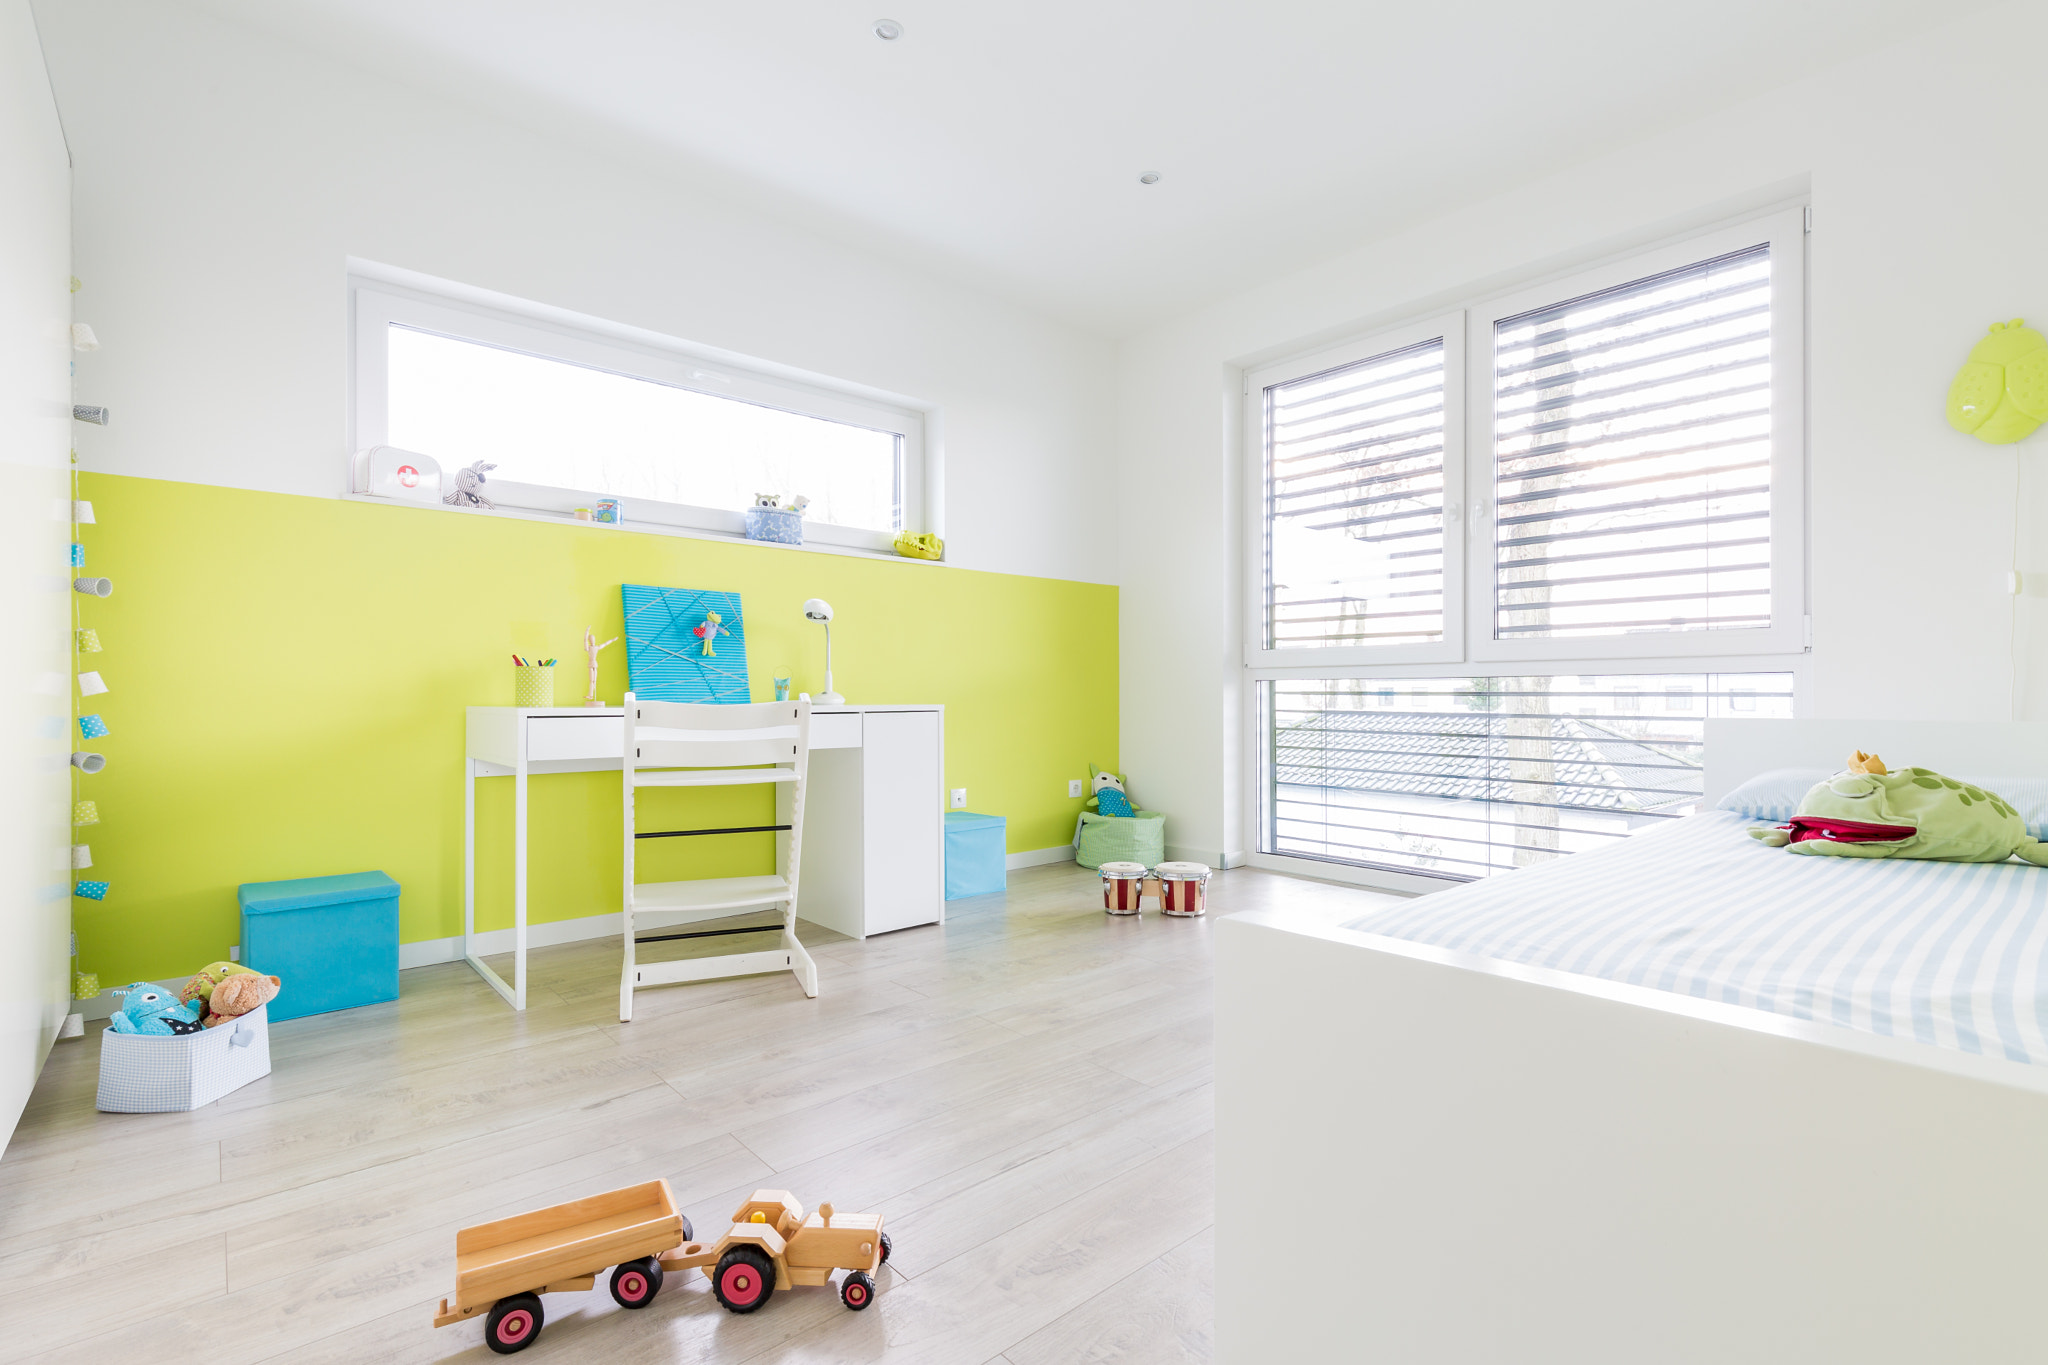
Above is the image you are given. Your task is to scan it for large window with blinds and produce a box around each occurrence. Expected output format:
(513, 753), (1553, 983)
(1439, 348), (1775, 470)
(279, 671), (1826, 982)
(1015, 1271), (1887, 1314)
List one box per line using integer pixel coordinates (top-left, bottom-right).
(1245, 208), (1806, 882)
(1262, 674), (1794, 879)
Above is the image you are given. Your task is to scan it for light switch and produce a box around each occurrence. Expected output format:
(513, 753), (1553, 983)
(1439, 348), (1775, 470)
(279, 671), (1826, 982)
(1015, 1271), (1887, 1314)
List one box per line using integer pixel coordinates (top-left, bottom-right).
(950, 788), (967, 809)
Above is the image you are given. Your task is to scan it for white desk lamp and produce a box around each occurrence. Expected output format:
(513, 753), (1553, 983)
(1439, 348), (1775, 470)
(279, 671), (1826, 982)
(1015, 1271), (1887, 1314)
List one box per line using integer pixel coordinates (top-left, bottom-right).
(804, 598), (845, 704)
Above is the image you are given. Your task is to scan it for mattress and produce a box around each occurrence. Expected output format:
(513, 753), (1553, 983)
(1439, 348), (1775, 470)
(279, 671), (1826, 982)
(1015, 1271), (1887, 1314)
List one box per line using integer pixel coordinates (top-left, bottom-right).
(1344, 809), (2048, 1065)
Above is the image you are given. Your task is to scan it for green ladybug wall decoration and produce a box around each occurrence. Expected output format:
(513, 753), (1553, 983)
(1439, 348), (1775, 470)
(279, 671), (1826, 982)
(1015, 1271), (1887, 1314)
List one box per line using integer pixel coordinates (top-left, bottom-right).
(1947, 318), (2048, 444)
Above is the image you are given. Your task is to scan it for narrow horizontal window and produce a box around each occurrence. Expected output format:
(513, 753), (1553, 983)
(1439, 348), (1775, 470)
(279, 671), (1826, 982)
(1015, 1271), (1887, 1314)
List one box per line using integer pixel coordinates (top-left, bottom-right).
(1264, 338), (1446, 649)
(1261, 673), (1794, 879)
(1492, 245), (1772, 640)
(387, 327), (903, 534)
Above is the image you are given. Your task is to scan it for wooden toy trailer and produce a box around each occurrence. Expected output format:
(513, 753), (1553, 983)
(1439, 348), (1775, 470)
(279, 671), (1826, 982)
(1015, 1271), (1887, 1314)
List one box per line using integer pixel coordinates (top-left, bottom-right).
(432, 1179), (696, 1354)
(658, 1188), (892, 1313)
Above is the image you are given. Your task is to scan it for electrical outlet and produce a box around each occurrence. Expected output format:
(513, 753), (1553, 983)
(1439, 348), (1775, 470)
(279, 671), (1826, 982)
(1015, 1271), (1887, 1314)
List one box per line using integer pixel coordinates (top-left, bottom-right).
(950, 788), (967, 809)
(229, 945), (239, 962)
(1068, 778), (1084, 798)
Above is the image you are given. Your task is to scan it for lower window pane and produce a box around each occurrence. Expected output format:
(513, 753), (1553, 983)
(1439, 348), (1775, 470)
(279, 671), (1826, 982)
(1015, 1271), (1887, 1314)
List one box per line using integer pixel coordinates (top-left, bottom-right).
(1263, 673), (1793, 879)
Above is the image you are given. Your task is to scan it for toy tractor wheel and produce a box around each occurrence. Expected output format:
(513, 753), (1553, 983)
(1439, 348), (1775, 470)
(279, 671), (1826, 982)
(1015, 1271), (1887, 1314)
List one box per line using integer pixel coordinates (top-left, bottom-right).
(484, 1293), (545, 1354)
(610, 1256), (664, 1309)
(713, 1245), (775, 1314)
(841, 1269), (876, 1310)
(680, 1213), (694, 1243)
(878, 1231), (892, 1265)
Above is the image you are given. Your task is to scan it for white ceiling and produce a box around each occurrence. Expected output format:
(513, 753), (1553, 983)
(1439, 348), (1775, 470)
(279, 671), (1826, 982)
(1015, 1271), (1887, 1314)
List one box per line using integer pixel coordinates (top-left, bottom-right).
(186, 0), (1977, 335)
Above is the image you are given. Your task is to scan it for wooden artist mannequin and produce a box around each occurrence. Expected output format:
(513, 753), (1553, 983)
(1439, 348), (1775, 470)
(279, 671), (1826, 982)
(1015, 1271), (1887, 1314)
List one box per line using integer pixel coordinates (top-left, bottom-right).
(584, 626), (619, 707)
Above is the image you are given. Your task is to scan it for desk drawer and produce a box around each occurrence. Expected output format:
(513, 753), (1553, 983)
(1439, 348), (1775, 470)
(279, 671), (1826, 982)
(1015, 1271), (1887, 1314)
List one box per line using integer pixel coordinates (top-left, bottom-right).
(810, 711), (862, 750)
(526, 716), (624, 761)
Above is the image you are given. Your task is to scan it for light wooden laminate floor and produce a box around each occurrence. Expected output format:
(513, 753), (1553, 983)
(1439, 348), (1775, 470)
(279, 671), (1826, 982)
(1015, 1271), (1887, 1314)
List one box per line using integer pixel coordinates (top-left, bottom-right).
(0, 861), (1389, 1364)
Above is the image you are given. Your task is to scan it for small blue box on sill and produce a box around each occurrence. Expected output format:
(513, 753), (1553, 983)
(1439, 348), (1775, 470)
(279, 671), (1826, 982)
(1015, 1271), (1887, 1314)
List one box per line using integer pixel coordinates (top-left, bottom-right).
(944, 811), (1007, 899)
(744, 506), (804, 545)
(238, 870), (400, 1022)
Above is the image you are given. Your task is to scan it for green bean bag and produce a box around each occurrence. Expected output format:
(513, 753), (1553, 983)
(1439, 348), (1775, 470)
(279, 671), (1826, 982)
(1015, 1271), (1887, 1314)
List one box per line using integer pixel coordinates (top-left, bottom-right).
(1075, 810), (1166, 869)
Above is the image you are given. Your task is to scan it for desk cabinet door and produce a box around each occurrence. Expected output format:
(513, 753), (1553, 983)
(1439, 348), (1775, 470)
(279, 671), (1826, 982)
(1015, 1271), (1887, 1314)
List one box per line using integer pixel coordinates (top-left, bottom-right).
(862, 710), (943, 935)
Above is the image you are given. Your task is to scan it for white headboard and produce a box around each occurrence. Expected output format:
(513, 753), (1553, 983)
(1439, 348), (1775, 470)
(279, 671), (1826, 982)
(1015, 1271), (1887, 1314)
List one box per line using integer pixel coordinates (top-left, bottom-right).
(1704, 720), (2048, 805)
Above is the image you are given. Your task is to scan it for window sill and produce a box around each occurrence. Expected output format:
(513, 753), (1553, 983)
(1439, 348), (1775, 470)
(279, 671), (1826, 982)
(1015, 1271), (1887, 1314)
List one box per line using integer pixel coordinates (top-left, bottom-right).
(338, 492), (946, 567)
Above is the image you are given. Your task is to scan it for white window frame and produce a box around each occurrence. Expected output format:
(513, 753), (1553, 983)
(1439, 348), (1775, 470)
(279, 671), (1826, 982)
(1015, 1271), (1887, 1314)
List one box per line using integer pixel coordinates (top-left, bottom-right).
(1238, 206), (1811, 891)
(1466, 206), (1807, 663)
(348, 276), (930, 554)
(1242, 311), (1468, 669)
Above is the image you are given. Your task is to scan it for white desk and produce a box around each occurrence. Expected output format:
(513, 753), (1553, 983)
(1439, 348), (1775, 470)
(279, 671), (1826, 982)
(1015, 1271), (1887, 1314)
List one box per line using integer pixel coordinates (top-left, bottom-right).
(463, 704), (945, 1010)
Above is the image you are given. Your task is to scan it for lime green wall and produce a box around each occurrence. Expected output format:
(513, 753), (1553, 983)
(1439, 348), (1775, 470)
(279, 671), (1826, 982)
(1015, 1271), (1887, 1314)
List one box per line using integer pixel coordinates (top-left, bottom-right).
(72, 474), (1116, 986)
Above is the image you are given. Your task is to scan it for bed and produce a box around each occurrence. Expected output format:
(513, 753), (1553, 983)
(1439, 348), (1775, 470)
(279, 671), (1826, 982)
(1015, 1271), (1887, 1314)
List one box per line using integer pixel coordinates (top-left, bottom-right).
(1215, 720), (2048, 1365)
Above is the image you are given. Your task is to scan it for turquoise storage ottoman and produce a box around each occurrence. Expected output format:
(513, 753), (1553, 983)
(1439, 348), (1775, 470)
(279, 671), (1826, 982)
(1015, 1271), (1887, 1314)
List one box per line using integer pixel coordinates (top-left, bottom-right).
(238, 871), (400, 1021)
(945, 811), (1007, 899)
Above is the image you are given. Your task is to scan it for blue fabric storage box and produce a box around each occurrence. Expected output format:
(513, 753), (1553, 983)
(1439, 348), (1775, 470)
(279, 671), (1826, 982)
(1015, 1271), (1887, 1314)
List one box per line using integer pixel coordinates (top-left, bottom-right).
(238, 871), (400, 1022)
(945, 812), (1007, 899)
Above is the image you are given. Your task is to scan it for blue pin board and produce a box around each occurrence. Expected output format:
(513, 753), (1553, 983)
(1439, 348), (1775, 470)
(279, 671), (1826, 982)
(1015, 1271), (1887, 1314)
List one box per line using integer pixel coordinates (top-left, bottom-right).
(620, 585), (751, 703)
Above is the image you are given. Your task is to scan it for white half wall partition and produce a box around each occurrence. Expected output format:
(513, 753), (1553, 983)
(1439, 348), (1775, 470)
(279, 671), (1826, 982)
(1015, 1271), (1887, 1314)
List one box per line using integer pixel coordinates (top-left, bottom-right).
(0, 0), (74, 1150)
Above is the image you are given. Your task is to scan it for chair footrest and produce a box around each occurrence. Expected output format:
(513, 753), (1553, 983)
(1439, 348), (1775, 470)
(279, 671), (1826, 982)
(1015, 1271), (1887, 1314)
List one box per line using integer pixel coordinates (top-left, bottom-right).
(632, 947), (798, 988)
(630, 874), (787, 915)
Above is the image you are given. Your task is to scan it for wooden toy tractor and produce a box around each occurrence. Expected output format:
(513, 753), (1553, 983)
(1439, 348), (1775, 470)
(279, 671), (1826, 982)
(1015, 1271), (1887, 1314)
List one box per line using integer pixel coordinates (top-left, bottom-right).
(433, 1182), (890, 1354)
(662, 1188), (892, 1313)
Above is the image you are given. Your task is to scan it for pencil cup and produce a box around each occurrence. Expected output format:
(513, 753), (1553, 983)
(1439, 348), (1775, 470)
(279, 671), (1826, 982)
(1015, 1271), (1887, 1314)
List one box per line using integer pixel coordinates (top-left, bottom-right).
(70, 751), (105, 774)
(515, 664), (555, 707)
(74, 577), (111, 597)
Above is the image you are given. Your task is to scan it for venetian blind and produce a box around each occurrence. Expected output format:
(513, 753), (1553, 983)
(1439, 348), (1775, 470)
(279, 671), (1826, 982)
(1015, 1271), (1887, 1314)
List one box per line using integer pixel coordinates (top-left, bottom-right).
(1264, 673), (1794, 878)
(1264, 338), (1446, 648)
(1492, 245), (1773, 640)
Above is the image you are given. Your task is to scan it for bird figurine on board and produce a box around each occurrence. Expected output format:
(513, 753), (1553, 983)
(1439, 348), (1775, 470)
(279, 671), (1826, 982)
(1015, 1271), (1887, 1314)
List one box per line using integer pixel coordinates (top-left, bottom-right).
(694, 610), (725, 657)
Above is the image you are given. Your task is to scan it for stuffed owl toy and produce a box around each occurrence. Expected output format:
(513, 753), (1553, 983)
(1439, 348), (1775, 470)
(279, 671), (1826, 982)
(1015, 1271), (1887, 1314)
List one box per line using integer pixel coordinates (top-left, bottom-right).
(109, 982), (206, 1035)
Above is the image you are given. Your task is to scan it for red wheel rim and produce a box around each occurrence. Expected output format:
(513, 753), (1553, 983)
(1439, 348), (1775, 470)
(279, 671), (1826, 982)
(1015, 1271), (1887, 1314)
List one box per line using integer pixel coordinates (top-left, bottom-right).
(722, 1264), (762, 1305)
(496, 1309), (533, 1343)
(847, 1281), (868, 1305)
(620, 1272), (647, 1299)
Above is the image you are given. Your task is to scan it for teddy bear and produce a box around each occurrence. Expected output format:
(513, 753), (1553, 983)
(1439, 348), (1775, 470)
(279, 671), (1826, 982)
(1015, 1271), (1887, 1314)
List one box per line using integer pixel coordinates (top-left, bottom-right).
(179, 960), (254, 1010)
(109, 982), (206, 1035)
(204, 972), (281, 1027)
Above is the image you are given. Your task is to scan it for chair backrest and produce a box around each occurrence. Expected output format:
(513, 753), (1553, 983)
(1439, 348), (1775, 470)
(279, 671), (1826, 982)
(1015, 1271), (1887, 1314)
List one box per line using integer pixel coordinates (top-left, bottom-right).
(624, 695), (809, 770)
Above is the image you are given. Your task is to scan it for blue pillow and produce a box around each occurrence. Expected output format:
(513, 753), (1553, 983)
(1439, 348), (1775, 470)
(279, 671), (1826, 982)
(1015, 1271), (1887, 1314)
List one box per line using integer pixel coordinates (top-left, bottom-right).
(1714, 769), (1830, 822)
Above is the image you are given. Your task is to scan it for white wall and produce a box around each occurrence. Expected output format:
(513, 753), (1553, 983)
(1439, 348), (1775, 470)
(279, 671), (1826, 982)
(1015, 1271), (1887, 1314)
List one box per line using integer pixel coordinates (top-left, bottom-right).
(31, 0), (1118, 586)
(0, 0), (74, 1148)
(1119, 0), (2048, 864)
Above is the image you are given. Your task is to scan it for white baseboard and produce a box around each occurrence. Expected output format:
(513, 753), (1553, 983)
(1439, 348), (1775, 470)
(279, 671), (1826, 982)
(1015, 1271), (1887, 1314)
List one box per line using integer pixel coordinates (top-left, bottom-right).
(1166, 844), (1234, 869)
(1006, 845), (1075, 870)
(398, 910), (624, 969)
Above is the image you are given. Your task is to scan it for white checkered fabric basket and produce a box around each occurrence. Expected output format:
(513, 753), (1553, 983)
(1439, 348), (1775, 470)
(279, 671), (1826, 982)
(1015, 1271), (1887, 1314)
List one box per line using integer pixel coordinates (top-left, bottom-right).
(95, 1003), (272, 1112)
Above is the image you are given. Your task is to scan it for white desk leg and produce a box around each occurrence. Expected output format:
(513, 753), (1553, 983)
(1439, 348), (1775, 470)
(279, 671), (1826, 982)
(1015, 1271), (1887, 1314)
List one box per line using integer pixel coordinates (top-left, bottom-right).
(463, 759), (476, 959)
(512, 755), (528, 1011)
(461, 753), (524, 1012)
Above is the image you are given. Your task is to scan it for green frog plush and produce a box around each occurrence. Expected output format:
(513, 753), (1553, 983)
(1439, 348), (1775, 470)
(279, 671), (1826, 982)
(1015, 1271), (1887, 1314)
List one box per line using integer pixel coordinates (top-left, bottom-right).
(1751, 758), (2048, 864)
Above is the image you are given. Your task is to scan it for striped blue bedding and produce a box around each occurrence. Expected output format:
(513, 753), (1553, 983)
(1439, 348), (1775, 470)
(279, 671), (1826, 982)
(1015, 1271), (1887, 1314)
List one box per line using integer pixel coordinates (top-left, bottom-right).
(1344, 810), (2048, 1066)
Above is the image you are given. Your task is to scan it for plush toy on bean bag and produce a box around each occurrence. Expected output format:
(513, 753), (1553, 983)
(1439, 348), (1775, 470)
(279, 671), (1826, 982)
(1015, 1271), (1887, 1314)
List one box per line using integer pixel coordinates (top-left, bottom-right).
(109, 981), (206, 1035)
(1091, 768), (1136, 818)
(179, 960), (254, 1011)
(204, 972), (280, 1027)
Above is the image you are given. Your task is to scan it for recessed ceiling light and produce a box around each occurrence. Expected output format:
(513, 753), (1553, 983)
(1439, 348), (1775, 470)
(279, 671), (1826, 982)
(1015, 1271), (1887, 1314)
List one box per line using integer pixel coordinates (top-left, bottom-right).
(873, 18), (903, 40)
(1139, 172), (1161, 185)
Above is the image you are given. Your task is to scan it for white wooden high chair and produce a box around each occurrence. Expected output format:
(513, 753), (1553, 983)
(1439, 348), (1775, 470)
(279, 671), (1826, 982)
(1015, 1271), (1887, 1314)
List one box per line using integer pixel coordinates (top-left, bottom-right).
(620, 694), (817, 1021)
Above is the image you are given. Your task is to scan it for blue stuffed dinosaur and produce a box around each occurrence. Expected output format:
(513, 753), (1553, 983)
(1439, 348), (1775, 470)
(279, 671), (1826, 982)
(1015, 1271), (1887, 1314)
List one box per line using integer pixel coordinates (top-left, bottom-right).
(108, 981), (206, 1035)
